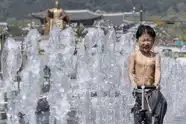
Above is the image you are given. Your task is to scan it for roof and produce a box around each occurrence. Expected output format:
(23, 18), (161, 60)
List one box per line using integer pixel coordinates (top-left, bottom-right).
(29, 10), (48, 20)
(66, 10), (102, 21)
(29, 9), (139, 26)
(30, 9), (102, 21)
(103, 13), (124, 26)
(123, 12), (140, 15)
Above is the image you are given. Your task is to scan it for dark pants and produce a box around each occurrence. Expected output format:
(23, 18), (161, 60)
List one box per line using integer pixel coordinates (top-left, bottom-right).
(132, 89), (167, 124)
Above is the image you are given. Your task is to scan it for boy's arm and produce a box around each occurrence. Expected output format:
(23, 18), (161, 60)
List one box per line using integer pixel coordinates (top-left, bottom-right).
(128, 52), (136, 88)
(154, 54), (161, 88)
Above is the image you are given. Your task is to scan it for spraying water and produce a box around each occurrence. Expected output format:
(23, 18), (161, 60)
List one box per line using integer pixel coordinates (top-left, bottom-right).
(1, 24), (186, 124)
(0, 37), (22, 124)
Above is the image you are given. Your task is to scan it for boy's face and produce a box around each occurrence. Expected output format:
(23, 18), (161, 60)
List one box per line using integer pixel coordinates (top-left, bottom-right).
(137, 33), (154, 53)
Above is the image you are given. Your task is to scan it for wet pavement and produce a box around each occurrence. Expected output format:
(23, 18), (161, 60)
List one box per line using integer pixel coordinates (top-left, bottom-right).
(0, 112), (185, 124)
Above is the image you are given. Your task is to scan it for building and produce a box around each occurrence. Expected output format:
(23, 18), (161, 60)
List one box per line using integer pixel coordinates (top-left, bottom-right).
(103, 13), (124, 26)
(30, 9), (139, 26)
(66, 10), (102, 25)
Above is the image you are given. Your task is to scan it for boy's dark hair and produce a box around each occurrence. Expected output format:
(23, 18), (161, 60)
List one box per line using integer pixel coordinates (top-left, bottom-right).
(136, 25), (156, 40)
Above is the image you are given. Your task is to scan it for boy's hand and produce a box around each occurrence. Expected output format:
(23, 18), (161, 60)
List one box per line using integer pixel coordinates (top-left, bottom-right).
(154, 84), (160, 90)
(132, 83), (137, 89)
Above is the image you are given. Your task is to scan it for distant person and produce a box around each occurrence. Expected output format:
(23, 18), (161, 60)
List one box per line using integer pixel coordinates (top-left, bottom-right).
(128, 25), (167, 124)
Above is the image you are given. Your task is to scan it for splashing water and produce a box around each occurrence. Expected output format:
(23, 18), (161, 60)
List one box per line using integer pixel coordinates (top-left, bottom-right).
(1, 37), (22, 84)
(161, 57), (186, 123)
(5, 29), (44, 124)
(1, 24), (186, 124)
(46, 27), (75, 124)
(0, 37), (22, 124)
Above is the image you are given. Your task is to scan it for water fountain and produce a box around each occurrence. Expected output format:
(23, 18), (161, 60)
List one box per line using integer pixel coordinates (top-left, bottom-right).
(0, 37), (22, 123)
(0, 23), (186, 124)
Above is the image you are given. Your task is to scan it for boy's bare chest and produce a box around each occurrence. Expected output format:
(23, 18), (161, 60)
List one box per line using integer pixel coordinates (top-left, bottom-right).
(135, 55), (155, 68)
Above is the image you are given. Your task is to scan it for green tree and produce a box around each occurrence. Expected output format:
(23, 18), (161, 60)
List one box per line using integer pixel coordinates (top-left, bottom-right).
(8, 26), (23, 36)
(178, 29), (186, 41)
(0, 27), (3, 33)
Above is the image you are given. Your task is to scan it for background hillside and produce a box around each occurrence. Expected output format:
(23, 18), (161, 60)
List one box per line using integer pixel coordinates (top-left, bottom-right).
(0, 0), (186, 20)
(1, 0), (186, 39)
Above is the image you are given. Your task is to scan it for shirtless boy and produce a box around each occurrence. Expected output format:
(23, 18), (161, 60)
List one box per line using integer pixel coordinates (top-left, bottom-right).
(128, 25), (167, 124)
